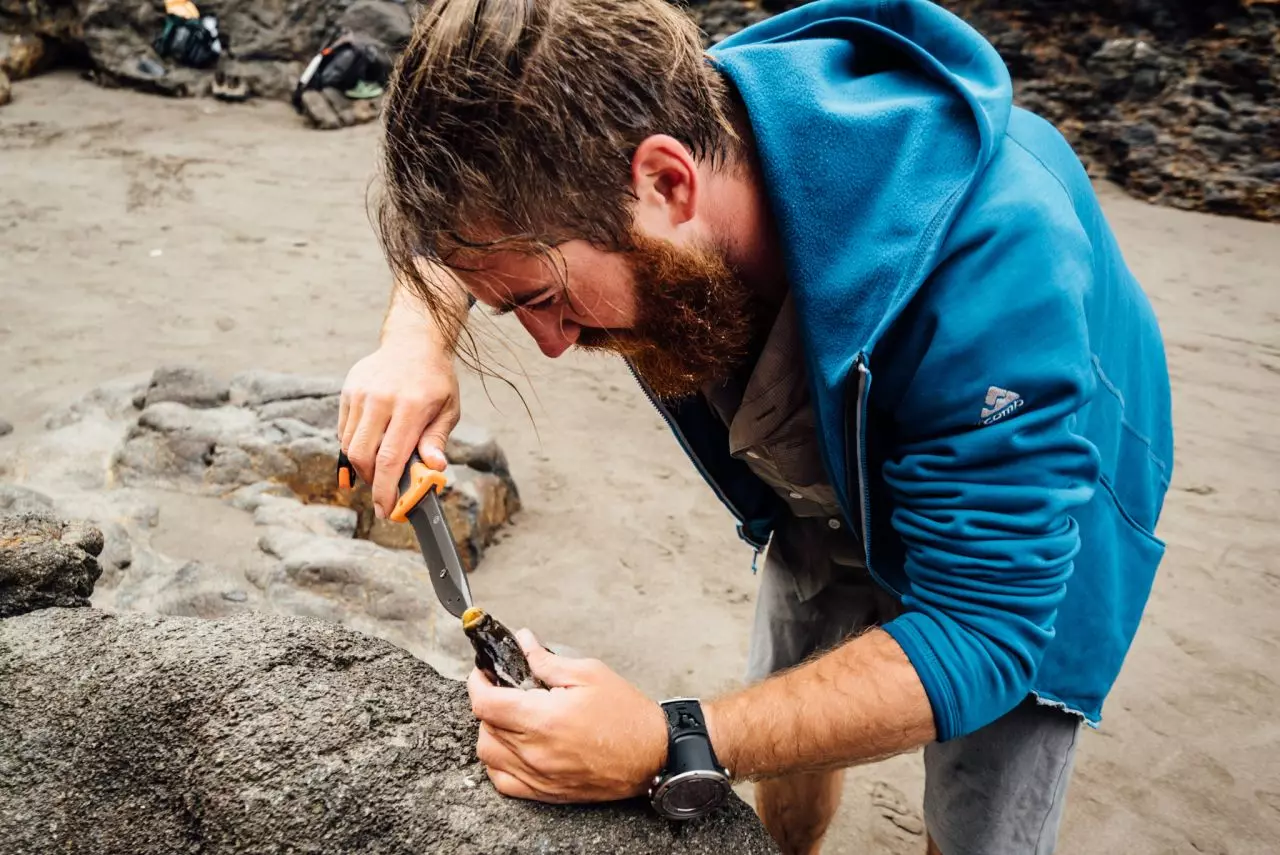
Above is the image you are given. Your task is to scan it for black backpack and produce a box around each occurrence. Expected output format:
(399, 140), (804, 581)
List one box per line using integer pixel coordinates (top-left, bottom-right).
(153, 14), (223, 69)
(292, 33), (390, 111)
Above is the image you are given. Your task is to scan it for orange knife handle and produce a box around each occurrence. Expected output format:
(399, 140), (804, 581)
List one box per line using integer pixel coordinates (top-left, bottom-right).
(389, 459), (447, 522)
(336, 449), (356, 490)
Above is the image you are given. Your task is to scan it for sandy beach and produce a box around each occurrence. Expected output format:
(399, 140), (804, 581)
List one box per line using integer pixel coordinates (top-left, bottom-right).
(2, 73), (1278, 854)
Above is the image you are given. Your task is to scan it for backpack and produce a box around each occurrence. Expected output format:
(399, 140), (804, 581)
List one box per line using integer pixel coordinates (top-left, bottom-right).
(292, 33), (391, 111)
(153, 14), (223, 69)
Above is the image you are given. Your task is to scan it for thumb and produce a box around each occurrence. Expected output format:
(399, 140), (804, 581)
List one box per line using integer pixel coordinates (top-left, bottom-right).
(417, 408), (459, 471)
(516, 628), (586, 689)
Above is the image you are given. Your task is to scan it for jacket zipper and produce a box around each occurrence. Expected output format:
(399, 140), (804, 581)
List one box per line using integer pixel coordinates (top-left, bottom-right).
(850, 356), (901, 597)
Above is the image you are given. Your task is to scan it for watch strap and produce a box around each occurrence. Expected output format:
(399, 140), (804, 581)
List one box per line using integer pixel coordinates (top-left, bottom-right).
(659, 698), (728, 777)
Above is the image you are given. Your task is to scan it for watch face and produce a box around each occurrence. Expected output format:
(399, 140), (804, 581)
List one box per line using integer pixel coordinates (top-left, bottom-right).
(658, 772), (730, 817)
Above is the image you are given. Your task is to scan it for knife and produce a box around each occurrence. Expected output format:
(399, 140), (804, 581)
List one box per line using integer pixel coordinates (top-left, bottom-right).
(336, 448), (474, 618)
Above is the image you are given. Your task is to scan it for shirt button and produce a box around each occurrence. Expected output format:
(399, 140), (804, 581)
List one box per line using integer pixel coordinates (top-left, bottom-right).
(828, 518), (842, 530)
(789, 491), (803, 500)
(746, 451), (760, 459)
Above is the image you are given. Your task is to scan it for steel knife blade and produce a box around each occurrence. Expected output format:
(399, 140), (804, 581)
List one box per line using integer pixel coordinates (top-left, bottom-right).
(393, 453), (474, 619)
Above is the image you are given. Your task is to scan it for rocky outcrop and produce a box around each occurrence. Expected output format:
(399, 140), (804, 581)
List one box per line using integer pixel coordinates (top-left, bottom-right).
(105, 365), (520, 564)
(0, 523), (779, 854)
(0, 512), (101, 617)
(693, 0), (1278, 222)
(0, 0), (410, 106)
(0, 366), (521, 678)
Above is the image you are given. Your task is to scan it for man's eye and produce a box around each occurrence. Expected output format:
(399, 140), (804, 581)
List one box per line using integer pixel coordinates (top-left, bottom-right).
(527, 290), (562, 311)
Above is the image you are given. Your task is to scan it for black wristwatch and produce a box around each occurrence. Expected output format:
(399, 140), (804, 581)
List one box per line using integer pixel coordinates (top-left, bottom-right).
(648, 698), (732, 820)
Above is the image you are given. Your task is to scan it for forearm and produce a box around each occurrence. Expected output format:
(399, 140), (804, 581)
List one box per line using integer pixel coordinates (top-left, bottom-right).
(380, 260), (469, 350)
(705, 628), (935, 781)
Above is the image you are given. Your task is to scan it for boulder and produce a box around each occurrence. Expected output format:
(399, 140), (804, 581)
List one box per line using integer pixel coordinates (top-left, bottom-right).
(0, 526), (779, 854)
(141, 364), (229, 409)
(0, 512), (102, 618)
(254, 525), (471, 675)
(0, 31), (52, 80)
(0, 484), (54, 515)
(112, 370), (521, 568)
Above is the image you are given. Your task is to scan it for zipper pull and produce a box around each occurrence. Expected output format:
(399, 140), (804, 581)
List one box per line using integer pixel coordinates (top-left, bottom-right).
(751, 545), (764, 575)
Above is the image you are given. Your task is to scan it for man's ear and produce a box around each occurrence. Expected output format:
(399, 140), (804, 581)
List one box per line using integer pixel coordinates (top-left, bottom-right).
(631, 134), (700, 232)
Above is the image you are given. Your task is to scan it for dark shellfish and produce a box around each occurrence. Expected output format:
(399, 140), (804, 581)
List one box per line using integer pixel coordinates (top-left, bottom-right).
(462, 607), (547, 691)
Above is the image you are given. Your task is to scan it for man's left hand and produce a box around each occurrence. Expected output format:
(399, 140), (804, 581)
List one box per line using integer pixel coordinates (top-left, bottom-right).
(466, 629), (669, 804)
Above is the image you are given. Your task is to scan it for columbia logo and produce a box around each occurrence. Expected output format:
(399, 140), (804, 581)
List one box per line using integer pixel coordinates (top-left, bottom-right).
(980, 386), (1024, 425)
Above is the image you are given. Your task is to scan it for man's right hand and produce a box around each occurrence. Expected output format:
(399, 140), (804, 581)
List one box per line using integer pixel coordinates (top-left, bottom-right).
(339, 338), (460, 519)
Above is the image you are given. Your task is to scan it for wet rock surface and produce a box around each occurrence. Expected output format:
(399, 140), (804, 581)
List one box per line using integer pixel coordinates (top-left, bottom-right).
(0, 528), (779, 855)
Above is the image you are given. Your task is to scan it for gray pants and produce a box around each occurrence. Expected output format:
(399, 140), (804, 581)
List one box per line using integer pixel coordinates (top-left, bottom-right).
(746, 543), (1081, 855)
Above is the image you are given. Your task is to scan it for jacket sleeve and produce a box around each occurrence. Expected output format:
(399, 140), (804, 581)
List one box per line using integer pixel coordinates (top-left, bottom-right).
(878, 198), (1102, 741)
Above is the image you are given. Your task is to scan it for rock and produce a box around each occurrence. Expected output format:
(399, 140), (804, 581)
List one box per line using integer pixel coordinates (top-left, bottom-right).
(0, 419), (12, 437)
(42, 372), (149, 430)
(0, 32), (52, 80)
(0, 68), (9, 107)
(252, 494), (357, 538)
(255, 526), (473, 674)
(0, 607), (779, 854)
(300, 87), (343, 129)
(0, 512), (102, 618)
(228, 369), (343, 407)
(339, 0), (413, 51)
(142, 364), (230, 409)
(446, 420), (511, 476)
(0, 484), (54, 515)
(255, 393), (340, 429)
(323, 85), (359, 125)
(107, 371), (521, 568)
(226, 479), (296, 511)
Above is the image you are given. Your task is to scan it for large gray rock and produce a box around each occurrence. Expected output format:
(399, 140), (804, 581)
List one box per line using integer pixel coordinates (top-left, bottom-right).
(111, 370), (521, 568)
(0, 484), (54, 515)
(253, 525), (470, 676)
(141, 364), (230, 409)
(0, 609), (777, 855)
(0, 529), (778, 855)
(0, 512), (102, 617)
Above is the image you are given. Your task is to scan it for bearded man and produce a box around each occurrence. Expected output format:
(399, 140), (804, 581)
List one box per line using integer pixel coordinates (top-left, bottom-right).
(338, 1), (1175, 853)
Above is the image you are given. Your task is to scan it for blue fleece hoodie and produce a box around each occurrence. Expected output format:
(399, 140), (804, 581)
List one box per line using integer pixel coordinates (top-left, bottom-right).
(646, 0), (1174, 740)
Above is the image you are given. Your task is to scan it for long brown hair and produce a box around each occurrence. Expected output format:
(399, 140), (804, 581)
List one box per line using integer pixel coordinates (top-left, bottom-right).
(375, 0), (741, 370)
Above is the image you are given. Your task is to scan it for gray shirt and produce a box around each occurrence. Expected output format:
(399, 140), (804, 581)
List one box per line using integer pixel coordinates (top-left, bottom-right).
(701, 294), (867, 599)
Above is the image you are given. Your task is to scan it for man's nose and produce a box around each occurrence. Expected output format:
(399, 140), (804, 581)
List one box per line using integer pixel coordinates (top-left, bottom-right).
(520, 313), (580, 358)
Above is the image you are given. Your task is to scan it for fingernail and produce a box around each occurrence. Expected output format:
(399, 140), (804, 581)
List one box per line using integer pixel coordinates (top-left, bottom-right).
(375, 505), (386, 520)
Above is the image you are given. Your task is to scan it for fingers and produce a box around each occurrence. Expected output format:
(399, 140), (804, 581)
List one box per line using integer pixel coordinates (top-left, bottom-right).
(337, 391), (350, 441)
(346, 404), (392, 489)
(418, 403), (460, 470)
(468, 668), (531, 734)
(514, 627), (544, 656)
(477, 725), (564, 803)
(339, 394), (362, 454)
(371, 401), (441, 518)
(485, 767), (545, 801)
(518, 635), (600, 690)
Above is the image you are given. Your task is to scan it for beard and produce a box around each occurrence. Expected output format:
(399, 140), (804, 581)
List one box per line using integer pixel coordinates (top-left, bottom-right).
(574, 232), (765, 400)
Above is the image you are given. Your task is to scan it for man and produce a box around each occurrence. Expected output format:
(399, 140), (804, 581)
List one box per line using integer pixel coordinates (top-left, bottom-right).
(339, 1), (1174, 852)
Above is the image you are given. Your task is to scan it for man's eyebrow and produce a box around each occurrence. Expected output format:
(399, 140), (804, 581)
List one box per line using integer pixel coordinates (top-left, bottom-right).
(490, 285), (554, 316)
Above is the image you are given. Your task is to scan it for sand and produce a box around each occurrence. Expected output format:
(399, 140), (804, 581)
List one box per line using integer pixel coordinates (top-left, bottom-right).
(1, 74), (1277, 854)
